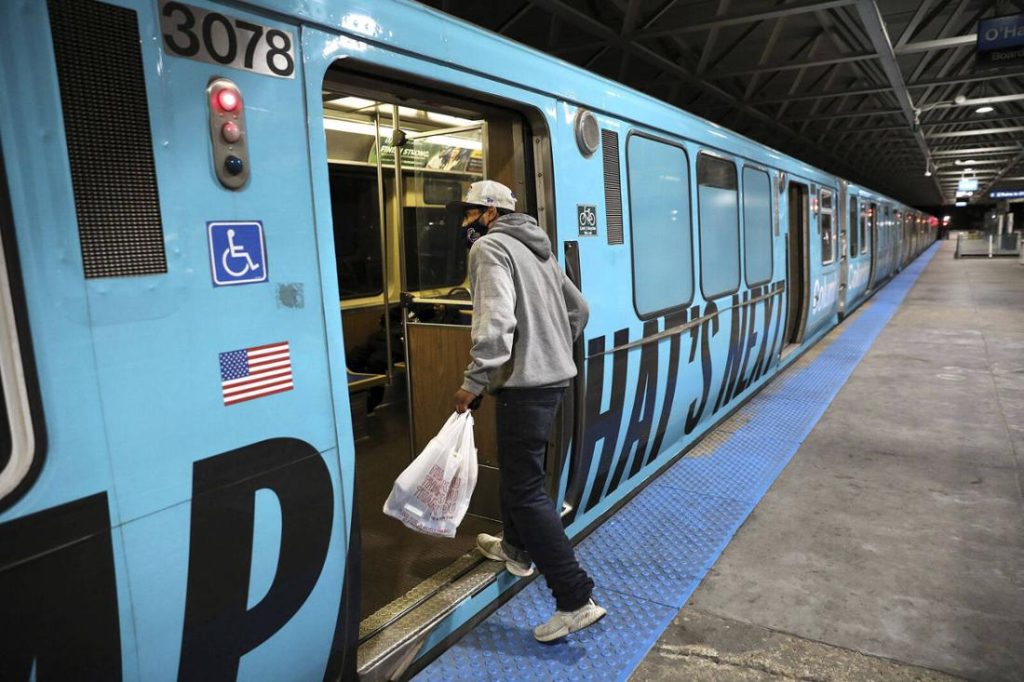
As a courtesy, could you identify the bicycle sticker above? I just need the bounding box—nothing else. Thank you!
[577,204,598,237]
[208,221,268,286]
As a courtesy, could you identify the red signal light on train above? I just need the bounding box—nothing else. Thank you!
[216,88,240,113]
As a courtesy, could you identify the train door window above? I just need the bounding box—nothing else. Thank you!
[860,202,868,254]
[848,196,858,257]
[329,165,385,299]
[697,153,740,298]
[626,133,693,317]
[324,100,487,300]
[819,188,835,265]
[784,182,809,347]
[742,166,772,286]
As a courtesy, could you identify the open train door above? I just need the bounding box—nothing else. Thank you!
[838,181,849,317]
[306,42,563,677]
[867,202,878,290]
[782,181,809,354]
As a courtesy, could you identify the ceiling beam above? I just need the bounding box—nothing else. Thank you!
[640,66,1024,103]
[634,0,857,39]
[909,67,1024,89]
[927,126,1024,138]
[853,0,942,202]
[894,33,976,55]
[973,145,1024,200]
[706,52,877,79]
[496,2,532,34]
[753,84,891,105]
[696,0,731,74]
[782,107,902,122]
[893,0,938,48]
[523,0,865,182]
[743,10,788,100]
[931,145,1022,155]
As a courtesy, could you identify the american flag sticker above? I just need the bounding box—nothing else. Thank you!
[219,341,293,406]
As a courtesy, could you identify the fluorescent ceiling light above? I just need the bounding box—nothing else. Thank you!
[424,135,482,150]
[975,106,995,114]
[326,96,375,110]
[955,201,967,206]
[323,118,391,137]
[323,118,482,149]
[427,112,476,126]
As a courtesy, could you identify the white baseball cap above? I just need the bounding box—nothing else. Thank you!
[450,180,517,212]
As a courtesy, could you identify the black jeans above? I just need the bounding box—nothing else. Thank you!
[495,387,594,611]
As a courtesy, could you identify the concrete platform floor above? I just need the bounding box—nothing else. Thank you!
[632,241,1024,682]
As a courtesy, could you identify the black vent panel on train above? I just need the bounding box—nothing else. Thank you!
[48,0,167,279]
[601,129,624,245]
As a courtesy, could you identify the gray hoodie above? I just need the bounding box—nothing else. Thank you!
[461,213,589,395]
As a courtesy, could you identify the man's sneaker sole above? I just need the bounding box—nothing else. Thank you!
[477,539,535,577]
[534,603,607,643]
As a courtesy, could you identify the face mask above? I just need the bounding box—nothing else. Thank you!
[465,214,488,248]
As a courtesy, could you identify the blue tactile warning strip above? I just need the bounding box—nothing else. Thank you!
[416,245,939,681]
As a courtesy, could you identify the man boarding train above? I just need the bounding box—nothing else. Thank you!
[451,180,606,642]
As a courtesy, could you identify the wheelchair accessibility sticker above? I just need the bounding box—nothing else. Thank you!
[208,221,268,286]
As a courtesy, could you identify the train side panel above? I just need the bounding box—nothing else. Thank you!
[1,1,350,679]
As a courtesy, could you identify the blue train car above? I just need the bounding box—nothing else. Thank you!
[0,0,934,680]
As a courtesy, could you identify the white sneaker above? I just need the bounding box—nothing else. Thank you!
[476,533,535,577]
[533,599,607,643]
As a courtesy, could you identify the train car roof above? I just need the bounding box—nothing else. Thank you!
[240,0,919,213]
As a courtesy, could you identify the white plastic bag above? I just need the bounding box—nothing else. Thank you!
[383,411,478,538]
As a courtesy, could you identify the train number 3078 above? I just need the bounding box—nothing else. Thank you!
[159,0,295,79]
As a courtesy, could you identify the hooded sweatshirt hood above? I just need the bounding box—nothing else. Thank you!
[486,212,551,260]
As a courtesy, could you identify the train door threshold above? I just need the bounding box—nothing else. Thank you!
[356,552,502,681]
[779,342,801,360]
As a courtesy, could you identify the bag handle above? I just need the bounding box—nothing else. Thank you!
[453,411,475,456]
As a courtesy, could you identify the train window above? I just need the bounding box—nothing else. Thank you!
[849,196,859,257]
[697,153,740,298]
[323,98,492,298]
[819,188,835,265]
[329,165,385,299]
[864,204,872,254]
[742,167,772,286]
[626,134,693,317]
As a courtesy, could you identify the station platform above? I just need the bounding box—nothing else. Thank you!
[415,239,1024,681]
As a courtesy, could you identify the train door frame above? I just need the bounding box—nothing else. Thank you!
[894,210,904,272]
[319,62,562,477]
[0,141,44,512]
[867,201,878,289]
[783,181,809,350]
[837,181,849,316]
[311,56,567,673]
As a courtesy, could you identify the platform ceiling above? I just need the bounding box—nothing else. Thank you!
[420,0,1024,207]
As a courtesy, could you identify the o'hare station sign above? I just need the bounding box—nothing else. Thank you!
[977,14,1024,66]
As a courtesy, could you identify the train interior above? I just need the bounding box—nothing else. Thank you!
[320,66,541,633]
